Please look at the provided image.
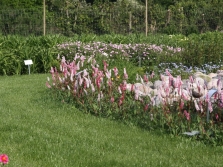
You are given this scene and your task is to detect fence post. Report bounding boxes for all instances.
[145,0,148,36]
[43,0,46,36]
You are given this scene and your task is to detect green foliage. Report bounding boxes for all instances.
[1,32,223,76]
[0,0,42,9]
[1,0,223,36]
[0,35,64,75]
[181,32,223,69]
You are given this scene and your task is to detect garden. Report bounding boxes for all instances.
[1,32,223,166]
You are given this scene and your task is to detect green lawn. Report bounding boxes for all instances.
[0,74,222,167]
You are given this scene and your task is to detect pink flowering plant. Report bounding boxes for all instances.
[0,154,9,165]
[46,51,223,145]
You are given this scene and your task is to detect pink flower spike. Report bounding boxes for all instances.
[180,100,184,110]
[61,56,66,64]
[113,67,118,76]
[110,96,115,103]
[136,73,139,81]
[0,154,9,164]
[50,67,55,74]
[80,56,86,67]
[216,113,219,120]
[123,68,128,79]
[46,82,51,88]
[76,61,80,70]
[105,69,111,79]
[97,93,101,102]
[83,69,88,77]
[165,69,172,77]
[189,76,194,83]
[91,83,95,92]
[103,60,109,71]
[208,101,213,113]
[217,79,222,93]
[87,56,93,63]
[194,100,200,111]
[143,74,148,83]
[150,71,155,78]
[184,110,190,121]
[92,65,99,77]
[220,90,223,103]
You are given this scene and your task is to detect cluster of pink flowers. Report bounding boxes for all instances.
[0,154,9,165]
[57,41,182,61]
[47,52,223,124]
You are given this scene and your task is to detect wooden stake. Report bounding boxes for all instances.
[43,0,46,36]
[145,0,148,36]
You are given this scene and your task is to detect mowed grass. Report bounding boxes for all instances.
[0,74,223,167]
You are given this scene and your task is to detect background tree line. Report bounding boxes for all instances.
[0,0,222,36]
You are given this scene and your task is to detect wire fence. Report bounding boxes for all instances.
[0,8,43,36]
[0,3,223,36]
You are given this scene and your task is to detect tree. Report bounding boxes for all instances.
[0,0,42,9]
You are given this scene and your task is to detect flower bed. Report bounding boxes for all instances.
[46,53,223,146]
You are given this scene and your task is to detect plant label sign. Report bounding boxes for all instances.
[24,60,33,74]
[24,60,33,65]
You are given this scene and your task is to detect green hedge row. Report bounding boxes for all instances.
[0,32,223,76]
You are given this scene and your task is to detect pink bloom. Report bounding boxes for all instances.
[194,100,200,111]
[82,69,88,77]
[96,76,102,89]
[76,61,80,70]
[61,56,66,64]
[150,71,155,78]
[92,65,99,77]
[74,54,80,61]
[198,101,204,113]
[50,67,55,74]
[119,82,127,92]
[134,87,140,100]
[103,60,108,71]
[100,91,104,99]
[63,68,68,78]
[83,77,90,88]
[136,73,139,81]
[123,68,128,79]
[91,83,95,92]
[118,95,125,106]
[97,93,101,101]
[216,113,219,120]
[165,69,172,77]
[80,56,86,67]
[105,69,111,79]
[189,76,194,83]
[217,79,222,93]
[46,82,51,88]
[180,100,184,110]
[87,56,93,63]
[175,76,182,88]
[57,54,60,59]
[0,154,9,164]
[220,90,223,103]
[118,86,122,94]
[107,79,112,87]
[113,67,118,76]
[143,74,148,83]
[78,76,83,86]
[110,96,115,103]
[208,101,213,113]
[80,55,86,62]
[184,110,190,121]
[144,104,149,111]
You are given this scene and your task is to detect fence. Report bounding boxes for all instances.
[0,1,223,36]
